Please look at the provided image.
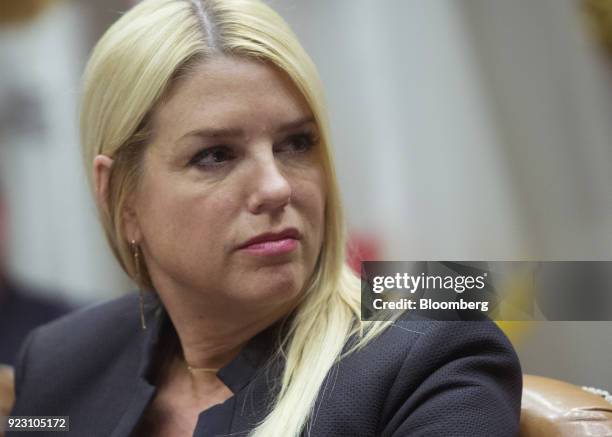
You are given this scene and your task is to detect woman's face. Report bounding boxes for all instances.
[126,56,326,311]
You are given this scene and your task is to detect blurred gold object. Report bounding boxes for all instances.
[496,321,534,346]
[494,265,538,346]
[0,0,55,25]
[0,364,14,421]
[583,0,612,56]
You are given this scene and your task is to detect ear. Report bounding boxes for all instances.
[93,154,113,216]
[93,154,142,243]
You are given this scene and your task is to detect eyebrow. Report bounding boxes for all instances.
[176,115,316,143]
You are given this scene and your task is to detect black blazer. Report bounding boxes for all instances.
[10,293,522,436]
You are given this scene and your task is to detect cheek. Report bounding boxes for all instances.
[136,180,236,262]
[294,167,326,237]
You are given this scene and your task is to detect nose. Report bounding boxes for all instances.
[246,155,292,214]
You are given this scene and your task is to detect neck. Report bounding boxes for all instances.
[156,288,297,372]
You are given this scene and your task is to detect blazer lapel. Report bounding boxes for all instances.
[108,294,163,437]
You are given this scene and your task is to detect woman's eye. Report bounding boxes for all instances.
[277,133,317,154]
[189,146,235,167]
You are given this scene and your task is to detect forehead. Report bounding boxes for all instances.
[152,56,312,141]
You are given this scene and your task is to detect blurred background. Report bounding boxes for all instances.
[0,0,611,383]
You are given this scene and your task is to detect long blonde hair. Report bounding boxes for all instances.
[80,0,390,435]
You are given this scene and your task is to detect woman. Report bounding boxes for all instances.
[9,0,522,436]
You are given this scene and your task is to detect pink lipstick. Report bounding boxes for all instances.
[238,228,300,256]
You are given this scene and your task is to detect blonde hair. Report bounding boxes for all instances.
[80,0,390,435]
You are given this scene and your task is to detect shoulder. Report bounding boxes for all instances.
[21,292,144,355]
[348,317,521,384]
[348,316,520,372]
[311,318,522,436]
[376,319,523,436]
[389,317,521,367]
[384,318,522,395]
[12,292,151,402]
[10,292,160,426]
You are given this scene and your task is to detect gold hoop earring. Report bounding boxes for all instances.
[130,239,147,331]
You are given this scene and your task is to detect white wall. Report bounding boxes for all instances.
[0,2,131,304]
[274,0,525,259]
[460,0,612,387]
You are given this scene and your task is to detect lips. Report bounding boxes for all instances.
[238,228,301,250]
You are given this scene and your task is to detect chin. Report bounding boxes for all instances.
[244,268,305,303]
[263,275,303,299]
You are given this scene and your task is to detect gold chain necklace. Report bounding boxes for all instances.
[186,365,220,373]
